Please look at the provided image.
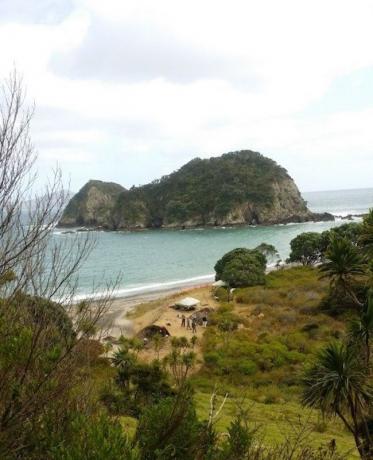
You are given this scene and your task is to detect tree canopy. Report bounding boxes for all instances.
[214,248,266,288]
[287,232,324,266]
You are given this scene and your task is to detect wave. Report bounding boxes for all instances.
[68,273,216,303]
[331,210,366,218]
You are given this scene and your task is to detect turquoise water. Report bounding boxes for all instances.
[54,188,373,298]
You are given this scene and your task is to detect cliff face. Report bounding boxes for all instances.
[59,151,333,229]
[59,180,126,227]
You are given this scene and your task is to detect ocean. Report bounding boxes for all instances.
[54,188,373,299]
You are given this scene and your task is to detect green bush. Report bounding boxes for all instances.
[287,232,324,266]
[135,392,200,460]
[49,414,137,460]
[214,248,266,288]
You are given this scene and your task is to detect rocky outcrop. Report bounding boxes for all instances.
[59,151,334,229]
[59,180,126,228]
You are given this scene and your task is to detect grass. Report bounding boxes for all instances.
[191,267,359,457]
[118,393,359,459]
[194,392,359,459]
[195,267,346,390]
[114,267,359,458]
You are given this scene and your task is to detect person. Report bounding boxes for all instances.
[191,318,197,334]
[181,314,186,327]
[202,316,208,328]
[186,317,191,329]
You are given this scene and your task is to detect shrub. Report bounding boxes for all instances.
[49,414,137,460]
[135,391,200,460]
[287,232,324,266]
[237,360,258,376]
[214,248,266,288]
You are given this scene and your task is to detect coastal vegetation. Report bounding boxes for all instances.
[59,151,334,230]
[214,248,267,288]
[0,73,372,459]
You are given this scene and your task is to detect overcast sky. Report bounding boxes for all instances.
[1,0,372,192]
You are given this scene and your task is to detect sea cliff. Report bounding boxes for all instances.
[59,150,334,229]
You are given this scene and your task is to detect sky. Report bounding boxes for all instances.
[0,0,372,193]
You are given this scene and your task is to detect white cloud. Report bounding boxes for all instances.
[0,0,372,192]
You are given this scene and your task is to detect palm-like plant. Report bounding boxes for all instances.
[302,342,373,459]
[349,294,373,369]
[320,235,366,307]
[359,209,373,256]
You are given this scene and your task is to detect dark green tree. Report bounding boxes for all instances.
[320,235,366,307]
[287,232,323,266]
[348,293,373,368]
[302,341,373,459]
[255,243,280,263]
[360,209,373,256]
[214,248,266,288]
[134,387,200,460]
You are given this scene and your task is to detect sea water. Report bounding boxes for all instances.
[54,188,373,299]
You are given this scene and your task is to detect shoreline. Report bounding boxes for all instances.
[56,213,337,234]
[97,264,287,339]
[73,274,215,304]
[99,281,214,339]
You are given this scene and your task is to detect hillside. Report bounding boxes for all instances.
[60,180,126,227]
[59,150,334,229]
[114,267,358,458]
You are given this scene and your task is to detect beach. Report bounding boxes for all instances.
[99,282,219,358]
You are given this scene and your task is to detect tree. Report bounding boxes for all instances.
[348,293,373,369]
[287,232,323,266]
[360,209,373,256]
[152,333,166,360]
[255,243,280,264]
[134,386,201,460]
[320,223,363,253]
[302,341,373,459]
[319,235,366,307]
[0,71,112,458]
[214,248,266,288]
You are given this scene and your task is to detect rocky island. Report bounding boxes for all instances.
[59,150,334,229]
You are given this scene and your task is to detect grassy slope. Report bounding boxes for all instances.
[195,393,358,458]
[192,267,358,458]
[113,267,358,458]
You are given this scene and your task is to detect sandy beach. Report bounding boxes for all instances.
[99,282,219,341]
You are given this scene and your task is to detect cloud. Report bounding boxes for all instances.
[0,0,74,25]
[50,15,259,87]
[0,0,372,192]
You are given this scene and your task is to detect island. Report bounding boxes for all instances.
[59,150,334,229]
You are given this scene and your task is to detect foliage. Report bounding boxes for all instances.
[255,242,280,263]
[302,341,373,459]
[135,387,201,460]
[359,209,373,256]
[321,223,363,249]
[163,337,197,388]
[105,339,174,417]
[214,248,266,288]
[62,179,125,227]
[319,235,367,308]
[348,292,373,367]
[287,232,324,266]
[48,414,138,460]
[62,150,305,228]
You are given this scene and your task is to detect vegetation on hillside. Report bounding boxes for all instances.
[62,179,125,226]
[1,73,372,459]
[60,150,316,229]
[214,247,267,288]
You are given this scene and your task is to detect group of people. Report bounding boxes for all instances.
[180,314,208,333]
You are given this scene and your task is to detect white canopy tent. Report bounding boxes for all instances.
[212,280,227,288]
[174,297,200,309]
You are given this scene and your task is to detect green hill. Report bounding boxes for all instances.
[59,150,333,229]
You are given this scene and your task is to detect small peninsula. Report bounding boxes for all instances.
[59,150,334,229]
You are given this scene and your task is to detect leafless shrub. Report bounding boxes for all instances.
[0,70,115,455]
